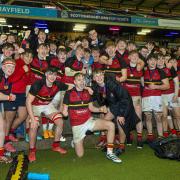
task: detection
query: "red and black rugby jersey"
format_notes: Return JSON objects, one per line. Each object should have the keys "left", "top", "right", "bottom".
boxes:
{"left": 124, "top": 65, "right": 143, "bottom": 96}
{"left": 115, "top": 50, "right": 129, "bottom": 65}
{"left": 9, "top": 59, "right": 30, "bottom": 93}
{"left": 50, "top": 58, "right": 65, "bottom": 74}
{"left": 0, "top": 70, "right": 11, "bottom": 94}
{"left": 29, "top": 78, "right": 68, "bottom": 105}
{"left": 103, "top": 55, "right": 127, "bottom": 79}
{"left": 50, "top": 58, "right": 74, "bottom": 84}
{"left": 161, "top": 67, "right": 177, "bottom": 95}
{"left": 91, "top": 61, "right": 104, "bottom": 71}
{"left": 30, "top": 57, "right": 49, "bottom": 83}
{"left": 65, "top": 56, "right": 83, "bottom": 72}
{"left": 143, "top": 68, "right": 167, "bottom": 97}
{"left": 63, "top": 87, "right": 92, "bottom": 126}
{"left": 63, "top": 56, "right": 83, "bottom": 84}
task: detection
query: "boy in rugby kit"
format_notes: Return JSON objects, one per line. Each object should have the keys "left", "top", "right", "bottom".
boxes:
{"left": 26, "top": 67, "right": 72, "bottom": 162}
{"left": 142, "top": 55, "right": 169, "bottom": 141}
{"left": 124, "top": 50, "right": 144, "bottom": 147}
{"left": 157, "top": 54, "right": 179, "bottom": 137}
{"left": 63, "top": 73, "right": 121, "bottom": 163}
{"left": 0, "top": 58, "right": 16, "bottom": 163}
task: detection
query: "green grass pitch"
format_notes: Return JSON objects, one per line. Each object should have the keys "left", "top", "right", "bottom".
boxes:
{"left": 1, "top": 144, "right": 179, "bottom": 180}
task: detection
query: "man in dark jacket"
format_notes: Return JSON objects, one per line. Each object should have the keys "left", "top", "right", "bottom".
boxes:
{"left": 92, "top": 69, "right": 141, "bottom": 153}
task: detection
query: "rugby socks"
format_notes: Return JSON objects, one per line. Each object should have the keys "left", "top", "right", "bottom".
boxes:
{"left": 10, "top": 128, "right": 15, "bottom": 134}
{"left": 29, "top": 147, "right": 36, "bottom": 153}
{"left": 42, "top": 117, "right": 52, "bottom": 138}
{"left": 48, "top": 121, "right": 54, "bottom": 138}
{"left": 52, "top": 141, "right": 60, "bottom": 148}
{"left": 119, "top": 143, "right": 125, "bottom": 150}
{"left": 42, "top": 117, "right": 48, "bottom": 131}
{"left": 163, "top": 131, "right": 169, "bottom": 138}
{"left": 147, "top": 133, "right": 154, "bottom": 141}
{"left": 5, "top": 136, "right": 10, "bottom": 143}
{"left": 106, "top": 143, "right": 114, "bottom": 154}
{"left": 0, "top": 147, "right": 4, "bottom": 156}
{"left": 137, "top": 133, "right": 142, "bottom": 142}
{"left": 48, "top": 123, "right": 54, "bottom": 131}
{"left": 170, "top": 129, "right": 177, "bottom": 135}
{"left": 130, "top": 133, "right": 134, "bottom": 141}
{"left": 52, "top": 141, "right": 67, "bottom": 154}
{"left": 42, "top": 125, "right": 48, "bottom": 131}
{"left": 99, "top": 135, "right": 107, "bottom": 142}
{"left": 26, "top": 128, "right": 29, "bottom": 134}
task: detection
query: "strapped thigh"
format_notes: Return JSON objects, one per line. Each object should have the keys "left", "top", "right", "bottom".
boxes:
{"left": 51, "top": 113, "right": 62, "bottom": 122}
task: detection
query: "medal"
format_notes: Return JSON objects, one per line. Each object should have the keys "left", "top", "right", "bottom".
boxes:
{"left": 102, "top": 86, "right": 106, "bottom": 98}
{"left": 149, "top": 69, "right": 155, "bottom": 82}
{"left": 129, "top": 65, "right": 135, "bottom": 78}
{"left": 38, "top": 58, "right": 43, "bottom": 72}
{"left": 77, "top": 91, "right": 84, "bottom": 105}
{"left": 4, "top": 85, "right": 8, "bottom": 90}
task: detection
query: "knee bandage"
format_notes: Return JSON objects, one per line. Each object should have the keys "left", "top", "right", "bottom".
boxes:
{"left": 51, "top": 113, "right": 62, "bottom": 122}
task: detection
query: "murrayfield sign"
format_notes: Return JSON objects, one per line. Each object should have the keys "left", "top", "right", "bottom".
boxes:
{"left": 0, "top": 4, "right": 57, "bottom": 18}
{"left": 0, "top": 4, "right": 179, "bottom": 29}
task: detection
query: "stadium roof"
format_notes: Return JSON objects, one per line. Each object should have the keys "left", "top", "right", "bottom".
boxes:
{"left": 3, "top": 0, "right": 180, "bottom": 19}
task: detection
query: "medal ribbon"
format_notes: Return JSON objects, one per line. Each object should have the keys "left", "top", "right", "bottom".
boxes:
{"left": 76, "top": 90, "right": 84, "bottom": 104}
{"left": 129, "top": 65, "right": 136, "bottom": 77}
{"left": 4, "top": 77, "right": 9, "bottom": 90}
{"left": 38, "top": 58, "right": 42, "bottom": 71}
{"left": 148, "top": 68, "right": 156, "bottom": 81}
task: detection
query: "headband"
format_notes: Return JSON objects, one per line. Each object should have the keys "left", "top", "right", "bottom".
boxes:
{"left": 2, "top": 62, "right": 16, "bottom": 65}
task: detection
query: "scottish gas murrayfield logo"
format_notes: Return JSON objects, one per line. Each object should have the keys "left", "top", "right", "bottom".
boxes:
{"left": 61, "top": 11, "right": 69, "bottom": 18}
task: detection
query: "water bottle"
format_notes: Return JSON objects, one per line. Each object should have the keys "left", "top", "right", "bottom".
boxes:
{"left": 27, "top": 172, "right": 50, "bottom": 180}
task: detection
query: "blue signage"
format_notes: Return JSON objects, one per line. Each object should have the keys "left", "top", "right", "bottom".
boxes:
{"left": 59, "top": 11, "right": 130, "bottom": 23}
{"left": 0, "top": 4, "right": 57, "bottom": 18}
{"left": 131, "top": 16, "right": 158, "bottom": 26}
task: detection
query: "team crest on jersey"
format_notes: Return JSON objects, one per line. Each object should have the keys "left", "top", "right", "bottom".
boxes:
{"left": 83, "top": 93, "right": 89, "bottom": 99}
{"left": 164, "top": 69, "right": 169, "bottom": 74}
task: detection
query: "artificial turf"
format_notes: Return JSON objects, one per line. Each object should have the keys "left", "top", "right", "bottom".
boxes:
{"left": 1, "top": 144, "right": 179, "bottom": 180}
